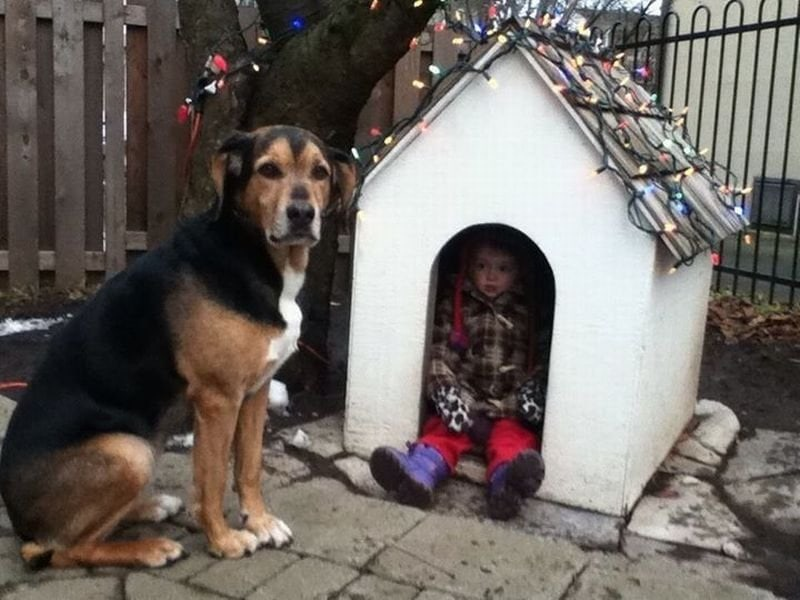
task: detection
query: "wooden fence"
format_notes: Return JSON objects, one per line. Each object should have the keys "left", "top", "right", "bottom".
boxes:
{"left": 0, "top": 1, "right": 459, "bottom": 291}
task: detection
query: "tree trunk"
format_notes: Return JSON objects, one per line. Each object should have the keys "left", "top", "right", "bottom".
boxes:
{"left": 177, "top": 0, "right": 438, "bottom": 393}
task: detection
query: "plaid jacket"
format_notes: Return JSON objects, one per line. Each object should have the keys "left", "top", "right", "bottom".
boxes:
{"left": 427, "top": 278, "right": 547, "bottom": 430}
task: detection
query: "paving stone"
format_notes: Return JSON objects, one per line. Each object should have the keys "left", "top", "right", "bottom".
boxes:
{"left": 277, "top": 414, "right": 344, "bottom": 458}
{"left": 126, "top": 573, "right": 228, "bottom": 600}
{"left": 627, "top": 476, "right": 750, "bottom": 553}
{"left": 334, "top": 454, "right": 387, "bottom": 497}
{"left": 339, "top": 574, "right": 419, "bottom": 600}
{"left": 723, "top": 429, "right": 800, "bottom": 483}
{"left": 414, "top": 591, "right": 463, "bottom": 600}
{"left": 0, "top": 535, "right": 18, "bottom": 557}
{"left": 263, "top": 447, "right": 311, "bottom": 481}
{"left": 433, "top": 478, "right": 621, "bottom": 550}
{"left": 568, "top": 553, "right": 778, "bottom": 599}
{"left": 153, "top": 451, "right": 193, "bottom": 493}
{"left": 691, "top": 400, "right": 740, "bottom": 456}
{"left": 658, "top": 453, "right": 717, "bottom": 479}
{"left": 269, "top": 478, "right": 426, "bottom": 568}
{"left": 725, "top": 473, "right": 800, "bottom": 535}
{"left": 0, "top": 554, "right": 88, "bottom": 587}
{"left": 453, "top": 455, "right": 485, "bottom": 484}
{"left": 621, "top": 533, "right": 770, "bottom": 581}
{"left": 3, "top": 577, "right": 119, "bottom": 600}
{"left": 246, "top": 556, "right": 359, "bottom": 600}
{"left": 371, "top": 512, "right": 587, "bottom": 600}
{"left": 674, "top": 437, "right": 722, "bottom": 466}
{"left": 189, "top": 547, "right": 298, "bottom": 597}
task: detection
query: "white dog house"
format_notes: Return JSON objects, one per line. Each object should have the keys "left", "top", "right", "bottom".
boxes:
{"left": 344, "top": 25, "right": 748, "bottom": 516}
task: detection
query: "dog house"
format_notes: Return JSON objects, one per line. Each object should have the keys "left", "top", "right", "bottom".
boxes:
{"left": 344, "top": 25, "right": 748, "bottom": 516}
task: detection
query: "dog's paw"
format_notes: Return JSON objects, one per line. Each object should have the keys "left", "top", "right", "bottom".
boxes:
{"left": 244, "top": 514, "right": 293, "bottom": 548}
{"left": 138, "top": 538, "right": 186, "bottom": 568}
{"left": 207, "top": 529, "right": 259, "bottom": 559}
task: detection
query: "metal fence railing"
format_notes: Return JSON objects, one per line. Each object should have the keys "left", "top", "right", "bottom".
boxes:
{"left": 603, "top": 0, "right": 800, "bottom": 306}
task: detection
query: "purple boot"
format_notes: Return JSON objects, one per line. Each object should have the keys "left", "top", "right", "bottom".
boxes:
{"left": 369, "top": 444, "right": 450, "bottom": 508}
{"left": 487, "top": 449, "right": 545, "bottom": 520}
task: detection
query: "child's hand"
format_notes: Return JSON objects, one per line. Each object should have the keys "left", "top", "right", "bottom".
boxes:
{"left": 430, "top": 384, "right": 473, "bottom": 433}
{"left": 516, "top": 376, "right": 546, "bottom": 426}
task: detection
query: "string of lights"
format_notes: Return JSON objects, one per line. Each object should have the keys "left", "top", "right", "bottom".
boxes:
{"left": 177, "top": 0, "right": 750, "bottom": 268}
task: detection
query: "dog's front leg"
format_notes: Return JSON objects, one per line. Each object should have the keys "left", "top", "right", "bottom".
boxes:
{"left": 233, "top": 382, "right": 293, "bottom": 548}
{"left": 193, "top": 390, "right": 258, "bottom": 558}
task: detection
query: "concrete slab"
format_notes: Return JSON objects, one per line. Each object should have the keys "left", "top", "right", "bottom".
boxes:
{"left": 245, "top": 556, "right": 359, "bottom": 600}
{"left": 153, "top": 452, "right": 193, "bottom": 493}
{"left": 371, "top": 513, "right": 587, "bottom": 599}
{"left": 189, "top": 548, "right": 298, "bottom": 597}
{"left": 3, "top": 577, "right": 119, "bottom": 600}
{"left": 723, "top": 429, "right": 800, "bottom": 483}
{"left": 262, "top": 447, "right": 312, "bottom": 482}
{"left": 339, "top": 574, "right": 419, "bottom": 600}
{"left": 269, "top": 478, "right": 426, "bottom": 568}
{"left": 126, "top": 573, "right": 229, "bottom": 600}
{"left": 414, "top": 592, "right": 462, "bottom": 600}
{"left": 334, "top": 455, "right": 387, "bottom": 497}
{"left": 277, "top": 414, "right": 344, "bottom": 458}
{"left": 692, "top": 400, "right": 740, "bottom": 456}
{"left": 627, "top": 476, "right": 751, "bottom": 553}
{"left": 725, "top": 474, "right": 800, "bottom": 535}
{"left": 569, "top": 554, "right": 779, "bottom": 599}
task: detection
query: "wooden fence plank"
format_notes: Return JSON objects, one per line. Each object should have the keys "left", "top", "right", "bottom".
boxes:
{"left": 36, "top": 18, "right": 54, "bottom": 253}
{"left": 104, "top": 0, "right": 126, "bottom": 276}
{"left": 146, "top": 0, "right": 177, "bottom": 248}
{"left": 0, "top": 1, "right": 148, "bottom": 27}
{"left": 52, "top": 0, "right": 86, "bottom": 288}
{"left": 85, "top": 19, "right": 104, "bottom": 255}
{"left": 126, "top": 23, "right": 148, "bottom": 236}
{"left": 5, "top": 0, "right": 39, "bottom": 289}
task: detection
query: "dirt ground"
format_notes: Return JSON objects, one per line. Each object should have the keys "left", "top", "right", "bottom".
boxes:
{"left": 1, "top": 291, "right": 799, "bottom": 434}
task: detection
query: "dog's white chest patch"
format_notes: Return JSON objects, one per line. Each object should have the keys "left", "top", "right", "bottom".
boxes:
{"left": 267, "top": 267, "right": 304, "bottom": 369}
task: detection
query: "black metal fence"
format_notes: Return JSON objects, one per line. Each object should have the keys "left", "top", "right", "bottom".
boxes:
{"left": 603, "top": 0, "right": 800, "bottom": 306}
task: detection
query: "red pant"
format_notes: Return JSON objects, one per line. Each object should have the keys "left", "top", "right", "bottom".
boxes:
{"left": 417, "top": 415, "right": 540, "bottom": 481}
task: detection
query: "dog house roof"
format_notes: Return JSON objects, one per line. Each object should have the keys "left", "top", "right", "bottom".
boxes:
{"left": 359, "top": 20, "right": 749, "bottom": 266}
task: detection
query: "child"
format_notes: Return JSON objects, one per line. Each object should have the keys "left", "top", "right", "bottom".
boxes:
{"left": 370, "top": 231, "right": 547, "bottom": 520}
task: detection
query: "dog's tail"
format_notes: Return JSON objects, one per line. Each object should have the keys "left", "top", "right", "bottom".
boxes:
{"left": 20, "top": 542, "right": 55, "bottom": 570}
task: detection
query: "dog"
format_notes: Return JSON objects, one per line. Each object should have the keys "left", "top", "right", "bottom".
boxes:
{"left": 0, "top": 125, "right": 357, "bottom": 568}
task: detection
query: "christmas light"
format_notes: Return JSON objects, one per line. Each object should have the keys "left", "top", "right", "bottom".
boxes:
{"left": 711, "top": 252, "right": 720, "bottom": 266}
{"left": 745, "top": 233, "right": 752, "bottom": 244}
{"left": 291, "top": 17, "right": 305, "bottom": 30}
{"left": 412, "top": 79, "right": 426, "bottom": 89}
{"left": 734, "top": 206, "right": 744, "bottom": 216}
{"left": 350, "top": 148, "right": 361, "bottom": 161}
{"left": 428, "top": 65, "right": 442, "bottom": 76}
{"left": 383, "top": 135, "right": 394, "bottom": 145}
{"left": 369, "top": 127, "right": 381, "bottom": 137}
{"left": 409, "top": 37, "right": 419, "bottom": 49}
{"left": 251, "top": 63, "right": 260, "bottom": 72}
{"left": 257, "top": 35, "right": 269, "bottom": 45}
{"left": 370, "top": 0, "right": 380, "bottom": 9}
{"left": 638, "top": 164, "right": 648, "bottom": 175}
{"left": 452, "top": 36, "right": 464, "bottom": 45}
{"left": 413, "top": 0, "right": 423, "bottom": 7}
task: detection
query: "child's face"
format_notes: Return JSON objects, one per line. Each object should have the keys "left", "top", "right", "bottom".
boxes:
{"left": 468, "top": 245, "right": 518, "bottom": 299}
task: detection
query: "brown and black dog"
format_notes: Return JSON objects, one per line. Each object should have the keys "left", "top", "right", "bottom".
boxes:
{"left": 0, "top": 125, "right": 357, "bottom": 568}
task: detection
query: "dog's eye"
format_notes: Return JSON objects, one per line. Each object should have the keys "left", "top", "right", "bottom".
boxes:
{"left": 258, "top": 162, "right": 283, "bottom": 179}
{"left": 311, "top": 165, "right": 330, "bottom": 180}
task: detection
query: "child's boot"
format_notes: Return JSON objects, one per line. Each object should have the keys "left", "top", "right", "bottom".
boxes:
{"left": 369, "top": 444, "right": 450, "bottom": 508}
{"left": 487, "top": 449, "right": 545, "bottom": 520}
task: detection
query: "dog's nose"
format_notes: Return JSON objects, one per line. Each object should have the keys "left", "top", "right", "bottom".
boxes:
{"left": 287, "top": 201, "right": 315, "bottom": 228}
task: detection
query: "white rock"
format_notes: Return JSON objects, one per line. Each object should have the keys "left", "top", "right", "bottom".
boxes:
{"left": 289, "top": 428, "right": 311, "bottom": 449}
{"left": 721, "top": 539, "right": 748, "bottom": 560}
{"left": 674, "top": 437, "right": 722, "bottom": 466}
{"left": 692, "top": 400, "right": 740, "bottom": 456}
{"left": 268, "top": 379, "right": 289, "bottom": 414}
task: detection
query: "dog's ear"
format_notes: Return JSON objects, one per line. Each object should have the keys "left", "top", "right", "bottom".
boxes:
{"left": 327, "top": 147, "right": 359, "bottom": 216}
{"left": 211, "top": 131, "right": 253, "bottom": 200}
